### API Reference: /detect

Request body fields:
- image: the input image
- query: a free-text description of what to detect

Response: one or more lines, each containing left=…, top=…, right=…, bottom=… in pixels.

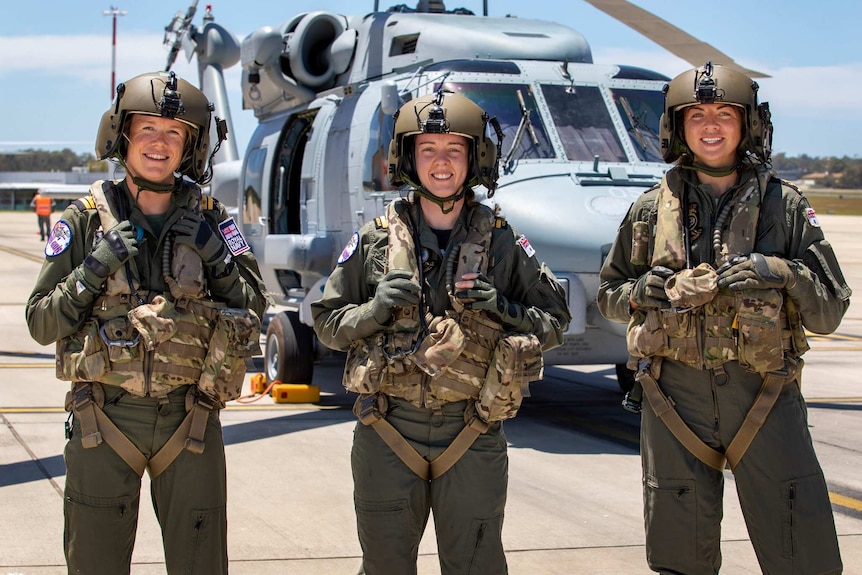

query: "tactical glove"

left=630, top=266, right=674, bottom=310
left=79, top=220, right=139, bottom=291
left=455, top=274, right=531, bottom=332
left=369, top=269, right=421, bottom=324
left=717, top=253, right=797, bottom=291
left=172, top=213, right=228, bottom=267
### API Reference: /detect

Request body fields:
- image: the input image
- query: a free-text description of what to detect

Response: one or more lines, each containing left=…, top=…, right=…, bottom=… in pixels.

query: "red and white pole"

left=103, top=6, right=127, bottom=101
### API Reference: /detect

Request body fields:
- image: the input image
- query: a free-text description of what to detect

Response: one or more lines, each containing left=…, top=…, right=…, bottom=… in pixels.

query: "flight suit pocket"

left=644, top=476, right=696, bottom=568
left=781, top=473, right=842, bottom=572
left=354, top=496, right=412, bottom=559
left=64, top=488, right=139, bottom=573
left=465, top=515, right=506, bottom=575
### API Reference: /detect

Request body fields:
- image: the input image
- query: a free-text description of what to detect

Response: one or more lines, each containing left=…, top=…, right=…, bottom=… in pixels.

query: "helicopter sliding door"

left=272, top=112, right=316, bottom=235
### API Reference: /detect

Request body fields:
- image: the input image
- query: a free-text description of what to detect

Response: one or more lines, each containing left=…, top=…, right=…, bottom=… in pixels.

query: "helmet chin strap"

left=130, top=174, right=180, bottom=194
left=413, top=186, right=466, bottom=214
left=681, top=162, right=740, bottom=178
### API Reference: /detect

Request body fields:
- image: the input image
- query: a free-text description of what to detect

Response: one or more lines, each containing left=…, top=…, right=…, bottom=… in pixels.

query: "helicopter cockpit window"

left=363, top=103, right=398, bottom=193
left=610, top=88, right=664, bottom=162
left=242, top=147, right=265, bottom=226
left=542, top=84, right=627, bottom=163
left=438, top=82, right=554, bottom=162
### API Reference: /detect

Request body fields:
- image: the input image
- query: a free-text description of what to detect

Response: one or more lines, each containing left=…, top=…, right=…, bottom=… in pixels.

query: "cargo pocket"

left=64, top=488, right=138, bottom=573
left=354, top=496, right=412, bottom=561
left=644, top=476, right=696, bottom=568
left=781, top=473, right=841, bottom=572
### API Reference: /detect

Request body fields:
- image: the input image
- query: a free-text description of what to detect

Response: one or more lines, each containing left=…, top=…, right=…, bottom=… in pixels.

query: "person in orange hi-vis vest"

left=30, top=191, right=55, bottom=241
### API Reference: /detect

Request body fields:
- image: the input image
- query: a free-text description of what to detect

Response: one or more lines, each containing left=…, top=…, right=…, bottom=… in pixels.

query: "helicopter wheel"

left=615, top=363, right=636, bottom=394
left=265, top=311, right=314, bottom=386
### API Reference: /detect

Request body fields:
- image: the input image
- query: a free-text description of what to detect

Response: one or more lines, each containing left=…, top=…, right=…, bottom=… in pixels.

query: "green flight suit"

left=312, top=198, right=570, bottom=575
left=598, top=166, right=850, bottom=575
left=26, top=180, right=268, bottom=575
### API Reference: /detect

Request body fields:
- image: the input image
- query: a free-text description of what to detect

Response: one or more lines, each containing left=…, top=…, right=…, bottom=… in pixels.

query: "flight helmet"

left=388, top=90, right=503, bottom=197
left=660, top=62, right=773, bottom=164
left=95, top=71, right=218, bottom=183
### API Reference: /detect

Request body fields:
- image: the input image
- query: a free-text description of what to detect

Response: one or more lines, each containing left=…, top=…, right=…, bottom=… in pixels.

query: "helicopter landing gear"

left=265, top=310, right=314, bottom=385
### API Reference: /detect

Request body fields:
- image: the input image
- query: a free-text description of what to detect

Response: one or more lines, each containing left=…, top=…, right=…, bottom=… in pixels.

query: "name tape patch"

left=218, top=217, right=250, bottom=256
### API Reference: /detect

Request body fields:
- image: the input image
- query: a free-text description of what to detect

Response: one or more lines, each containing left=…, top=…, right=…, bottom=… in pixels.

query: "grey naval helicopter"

left=161, top=0, right=767, bottom=391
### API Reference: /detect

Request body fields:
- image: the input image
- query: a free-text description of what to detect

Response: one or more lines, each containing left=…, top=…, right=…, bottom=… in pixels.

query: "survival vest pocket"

left=197, top=308, right=262, bottom=403
left=626, top=309, right=666, bottom=358
left=476, top=333, right=543, bottom=422
left=735, top=289, right=785, bottom=374
left=343, top=333, right=387, bottom=394
left=56, top=319, right=110, bottom=382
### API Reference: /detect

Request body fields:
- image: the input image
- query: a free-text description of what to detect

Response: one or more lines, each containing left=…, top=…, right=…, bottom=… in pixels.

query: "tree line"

left=2, top=148, right=861, bottom=189
left=0, top=149, right=109, bottom=173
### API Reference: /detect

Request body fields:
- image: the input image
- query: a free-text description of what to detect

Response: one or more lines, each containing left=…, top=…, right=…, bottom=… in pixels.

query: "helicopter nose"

left=486, top=173, right=643, bottom=274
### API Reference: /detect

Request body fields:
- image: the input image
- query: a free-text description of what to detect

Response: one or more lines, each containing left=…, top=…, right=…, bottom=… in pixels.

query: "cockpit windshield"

left=542, top=84, right=626, bottom=163
left=610, top=88, right=664, bottom=162
left=439, top=82, right=555, bottom=164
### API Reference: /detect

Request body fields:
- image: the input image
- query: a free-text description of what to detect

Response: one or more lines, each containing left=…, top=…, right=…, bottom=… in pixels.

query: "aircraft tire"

left=615, top=363, right=636, bottom=394
left=265, top=310, right=315, bottom=385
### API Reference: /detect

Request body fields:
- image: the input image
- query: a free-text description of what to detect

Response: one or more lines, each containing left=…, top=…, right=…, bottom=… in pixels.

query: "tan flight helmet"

left=95, top=71, right=219, bottom=183
left=388, top=89, right=503, bottom=197
left=659, top=62, right=773, bottom=164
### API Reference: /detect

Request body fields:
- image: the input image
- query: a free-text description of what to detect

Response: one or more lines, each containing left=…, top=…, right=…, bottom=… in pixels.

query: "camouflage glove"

left=369, top=269, right=421, bottom=324
left=79, top=220, right=139, bottom=291
left=172, top=212, right=228, bottom=267
left=717, top=253, right=797, bottom=291
left=630, top=266, right=674, bottom=310
left=455, top=274, right=531, bottom=331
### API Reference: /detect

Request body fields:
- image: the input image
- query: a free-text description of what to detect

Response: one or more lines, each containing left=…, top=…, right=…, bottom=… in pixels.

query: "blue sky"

left=1, top=0, right=859, bottom=158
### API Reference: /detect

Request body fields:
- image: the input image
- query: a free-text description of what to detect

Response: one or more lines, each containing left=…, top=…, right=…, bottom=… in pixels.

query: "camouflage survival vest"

left=343, top=199, right=543, bottom=421
left=56, top=180, right=260, bottom=403
left=626, top=167, right=809, bottom=374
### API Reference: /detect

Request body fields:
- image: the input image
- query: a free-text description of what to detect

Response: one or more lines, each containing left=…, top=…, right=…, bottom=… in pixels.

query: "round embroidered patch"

left=337, top=231, right=360, bottom=264
left=45, top=220, right=73, bottom=257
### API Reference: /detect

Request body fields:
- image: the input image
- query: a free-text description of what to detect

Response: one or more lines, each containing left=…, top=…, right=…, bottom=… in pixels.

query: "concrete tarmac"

left=1, top=209, right=861, bottom=574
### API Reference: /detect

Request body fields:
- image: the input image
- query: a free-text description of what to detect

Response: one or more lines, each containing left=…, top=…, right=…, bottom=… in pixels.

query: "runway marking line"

left=830, top=492, right=862, bottom=513
left=0, top=244, right=44, bottom=263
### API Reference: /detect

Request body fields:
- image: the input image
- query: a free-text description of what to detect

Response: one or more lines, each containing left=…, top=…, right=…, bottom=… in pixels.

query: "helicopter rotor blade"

left=583, top=0, right=770, bottom=78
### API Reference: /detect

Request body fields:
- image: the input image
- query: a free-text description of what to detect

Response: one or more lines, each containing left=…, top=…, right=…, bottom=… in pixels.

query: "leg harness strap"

left=354, top=393, right=490, bottom=481
left=65, top=383, right=216, bottom=479
left=637, top=358, right=799, bottom=472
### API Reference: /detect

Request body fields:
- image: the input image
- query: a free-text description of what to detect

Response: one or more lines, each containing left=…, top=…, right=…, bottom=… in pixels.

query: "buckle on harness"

left=354, top=393, right=388, bottom=425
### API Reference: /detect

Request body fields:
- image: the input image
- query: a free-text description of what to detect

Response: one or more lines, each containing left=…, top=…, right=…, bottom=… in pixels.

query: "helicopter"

left=161, top=0, right=767, bottom=391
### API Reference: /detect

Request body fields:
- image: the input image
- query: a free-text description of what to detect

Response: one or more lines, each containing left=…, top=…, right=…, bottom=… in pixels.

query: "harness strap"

left=429, top=409, right=489, bottom=479
left=725, top=359, right=800, bottom=470
left=65, top=382, right=216, bottom=479
left=354, top=393, right=491, bottom=480
left=65, top=382, right=148, bottom=477
left=638, top=358, right=800, bottom=472
left=355, top=393, right=430, bottom=480
left=147, top=389, right=216, bottom=478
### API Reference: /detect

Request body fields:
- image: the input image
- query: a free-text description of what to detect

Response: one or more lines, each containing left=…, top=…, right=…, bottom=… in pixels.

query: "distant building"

left=0, top=168, right=113, bottom=211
